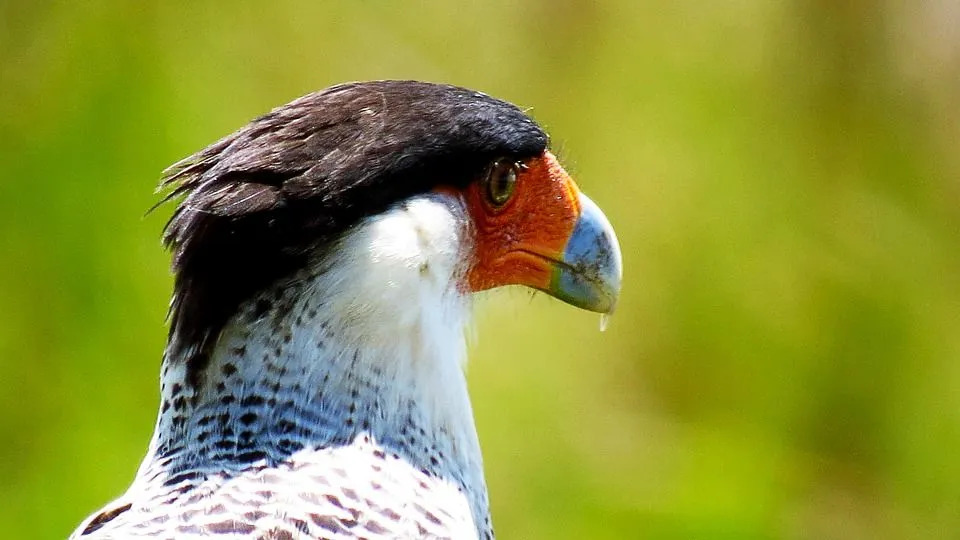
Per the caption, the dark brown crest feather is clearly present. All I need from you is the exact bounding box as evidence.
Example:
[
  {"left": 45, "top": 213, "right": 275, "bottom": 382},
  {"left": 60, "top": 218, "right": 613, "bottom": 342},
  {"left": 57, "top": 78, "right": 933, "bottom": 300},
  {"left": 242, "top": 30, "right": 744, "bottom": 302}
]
[{"left": 158, "top": 80, "right": 548, "bottom": 379}]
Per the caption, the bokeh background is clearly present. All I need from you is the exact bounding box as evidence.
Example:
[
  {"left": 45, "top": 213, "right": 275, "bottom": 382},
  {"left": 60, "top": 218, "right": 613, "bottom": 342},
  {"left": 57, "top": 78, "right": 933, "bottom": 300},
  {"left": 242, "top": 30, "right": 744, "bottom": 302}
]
[{"left": 2, "top": 1, "right": 959, "bottom": 538}]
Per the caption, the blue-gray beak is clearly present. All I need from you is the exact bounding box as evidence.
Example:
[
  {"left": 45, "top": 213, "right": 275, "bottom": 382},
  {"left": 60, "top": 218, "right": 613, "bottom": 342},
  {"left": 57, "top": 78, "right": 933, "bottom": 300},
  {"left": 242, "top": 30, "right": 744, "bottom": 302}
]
[{"left": 547, "top": 193, "right": 623, "bottom": 313}]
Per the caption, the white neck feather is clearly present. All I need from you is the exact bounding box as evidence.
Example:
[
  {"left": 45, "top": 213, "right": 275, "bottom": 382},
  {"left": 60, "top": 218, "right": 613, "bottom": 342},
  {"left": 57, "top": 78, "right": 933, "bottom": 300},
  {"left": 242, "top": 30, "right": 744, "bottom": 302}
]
[{"left": 133, "top": 194, "right": 488, "bottom": 528}]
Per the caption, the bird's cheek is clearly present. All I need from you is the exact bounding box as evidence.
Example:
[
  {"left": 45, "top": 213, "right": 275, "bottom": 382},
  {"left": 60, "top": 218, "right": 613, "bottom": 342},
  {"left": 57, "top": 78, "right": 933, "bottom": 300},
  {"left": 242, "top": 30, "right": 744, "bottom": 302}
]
[
  {"left": 468, "top": 233, "right": 557, "bottom": 292},
  {"left": 466, "top": 153, "right": 580, "bottom": 293}
]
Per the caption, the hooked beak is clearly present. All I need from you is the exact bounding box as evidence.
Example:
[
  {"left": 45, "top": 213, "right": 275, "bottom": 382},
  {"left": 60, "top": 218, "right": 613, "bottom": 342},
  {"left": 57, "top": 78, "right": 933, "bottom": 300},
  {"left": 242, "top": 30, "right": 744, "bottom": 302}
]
[{"left": 546, "top": 192, "right": 622, "bottom": 313}]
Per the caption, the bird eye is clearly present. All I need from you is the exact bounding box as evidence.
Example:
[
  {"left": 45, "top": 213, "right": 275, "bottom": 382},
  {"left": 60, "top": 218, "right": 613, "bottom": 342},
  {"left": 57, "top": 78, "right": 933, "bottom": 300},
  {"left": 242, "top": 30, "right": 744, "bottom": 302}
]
[{"left": 485, "top": 160, "right": 518, "bottom": 207}]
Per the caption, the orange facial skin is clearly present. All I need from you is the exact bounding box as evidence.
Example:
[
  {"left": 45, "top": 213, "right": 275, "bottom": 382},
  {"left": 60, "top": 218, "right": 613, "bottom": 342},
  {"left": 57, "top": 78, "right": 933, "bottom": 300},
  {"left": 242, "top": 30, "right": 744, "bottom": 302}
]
[{"left": 463, "top": 150, "right": 581, "bottom": 293}]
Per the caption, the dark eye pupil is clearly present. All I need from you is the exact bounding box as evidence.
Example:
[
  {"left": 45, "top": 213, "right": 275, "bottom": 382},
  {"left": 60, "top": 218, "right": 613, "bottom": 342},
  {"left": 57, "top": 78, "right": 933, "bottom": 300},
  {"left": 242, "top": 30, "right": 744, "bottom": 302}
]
[{"left": 487, "top": 162, "right": 516, "bottom": 206}]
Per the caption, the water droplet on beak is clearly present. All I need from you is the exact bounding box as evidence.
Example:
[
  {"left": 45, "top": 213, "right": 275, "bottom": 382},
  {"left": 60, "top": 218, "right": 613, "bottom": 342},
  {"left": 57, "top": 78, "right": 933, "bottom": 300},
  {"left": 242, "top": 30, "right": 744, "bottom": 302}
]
[{"left": 599, "top": 313, "right": 611, "bottom": 332}]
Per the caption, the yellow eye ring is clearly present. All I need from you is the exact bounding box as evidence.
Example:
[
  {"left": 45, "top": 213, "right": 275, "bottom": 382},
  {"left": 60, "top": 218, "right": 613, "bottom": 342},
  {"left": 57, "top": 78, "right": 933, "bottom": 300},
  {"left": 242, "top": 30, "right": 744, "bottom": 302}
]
[{"left": 485, "top": 160, "right": 518, "bottom": 207}]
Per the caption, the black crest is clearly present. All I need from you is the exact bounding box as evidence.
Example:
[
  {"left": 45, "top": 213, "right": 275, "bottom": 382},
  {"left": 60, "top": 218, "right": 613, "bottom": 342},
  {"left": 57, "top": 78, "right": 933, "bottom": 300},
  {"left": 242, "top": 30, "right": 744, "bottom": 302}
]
[{"left": 159, "top": 80, "right": 547, "bottom": 371}]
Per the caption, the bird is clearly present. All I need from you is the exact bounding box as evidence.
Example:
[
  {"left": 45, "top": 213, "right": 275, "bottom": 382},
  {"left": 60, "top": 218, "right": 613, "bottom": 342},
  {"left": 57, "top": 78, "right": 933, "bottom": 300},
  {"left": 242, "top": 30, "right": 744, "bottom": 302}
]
[{"left": 71, "top": 80, "right": 622, "bottom": 539}]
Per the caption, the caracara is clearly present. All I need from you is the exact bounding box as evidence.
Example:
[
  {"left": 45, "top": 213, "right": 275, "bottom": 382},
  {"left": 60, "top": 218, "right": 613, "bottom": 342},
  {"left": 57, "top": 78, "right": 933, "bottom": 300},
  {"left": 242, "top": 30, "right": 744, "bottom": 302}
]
[{"left": 72, "top": 80, "right": 622, "bottom": 539}]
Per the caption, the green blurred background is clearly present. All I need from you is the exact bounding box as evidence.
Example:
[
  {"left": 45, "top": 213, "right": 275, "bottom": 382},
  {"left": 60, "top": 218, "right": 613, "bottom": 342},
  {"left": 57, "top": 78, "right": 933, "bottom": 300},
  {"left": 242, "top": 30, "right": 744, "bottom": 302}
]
[{"left": 2, "top": 1, "right": 958, "bottom": 538}]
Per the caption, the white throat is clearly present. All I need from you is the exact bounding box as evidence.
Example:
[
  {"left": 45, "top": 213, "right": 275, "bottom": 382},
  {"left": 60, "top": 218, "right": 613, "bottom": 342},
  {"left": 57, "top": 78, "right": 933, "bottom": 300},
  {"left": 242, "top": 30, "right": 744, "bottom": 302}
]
[{"left": 133, "top": 194, "right": 489, "bottom": 533}]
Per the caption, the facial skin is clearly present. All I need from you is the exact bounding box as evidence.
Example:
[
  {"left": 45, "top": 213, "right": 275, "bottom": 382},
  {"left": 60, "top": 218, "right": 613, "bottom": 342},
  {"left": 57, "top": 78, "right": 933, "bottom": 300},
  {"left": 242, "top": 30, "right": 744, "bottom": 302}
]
[{"left": 458, "top": 150, "right": 622, "bottom": 313}]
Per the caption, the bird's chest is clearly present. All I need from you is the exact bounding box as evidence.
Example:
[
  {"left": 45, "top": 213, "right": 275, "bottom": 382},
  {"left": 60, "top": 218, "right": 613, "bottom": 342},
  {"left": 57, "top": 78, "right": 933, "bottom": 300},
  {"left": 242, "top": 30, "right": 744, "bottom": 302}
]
[{"left": 120, "top": 438, "right": 486, "bottom": 539}]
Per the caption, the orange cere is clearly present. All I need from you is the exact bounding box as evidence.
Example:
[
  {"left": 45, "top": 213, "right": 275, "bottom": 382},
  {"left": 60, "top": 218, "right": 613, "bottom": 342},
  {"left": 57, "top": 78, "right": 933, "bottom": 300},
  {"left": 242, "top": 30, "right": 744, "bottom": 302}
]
[{"left": 466, "top": 151, "right": 581, "bottom": 293}]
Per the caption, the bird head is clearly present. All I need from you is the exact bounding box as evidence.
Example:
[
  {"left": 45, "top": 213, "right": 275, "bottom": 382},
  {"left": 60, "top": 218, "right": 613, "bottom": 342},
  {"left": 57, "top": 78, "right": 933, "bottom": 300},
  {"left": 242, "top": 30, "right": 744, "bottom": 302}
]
[{"left": 159, "top": 81, "right": 622, "bottom": 380}]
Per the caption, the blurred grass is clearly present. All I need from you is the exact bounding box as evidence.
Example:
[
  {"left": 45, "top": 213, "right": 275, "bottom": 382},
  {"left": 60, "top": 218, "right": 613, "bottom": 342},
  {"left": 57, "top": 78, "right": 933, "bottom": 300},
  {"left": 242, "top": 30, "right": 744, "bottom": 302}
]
[{"left": 1, "top": 1, "right": 958, "bottom": 538}]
